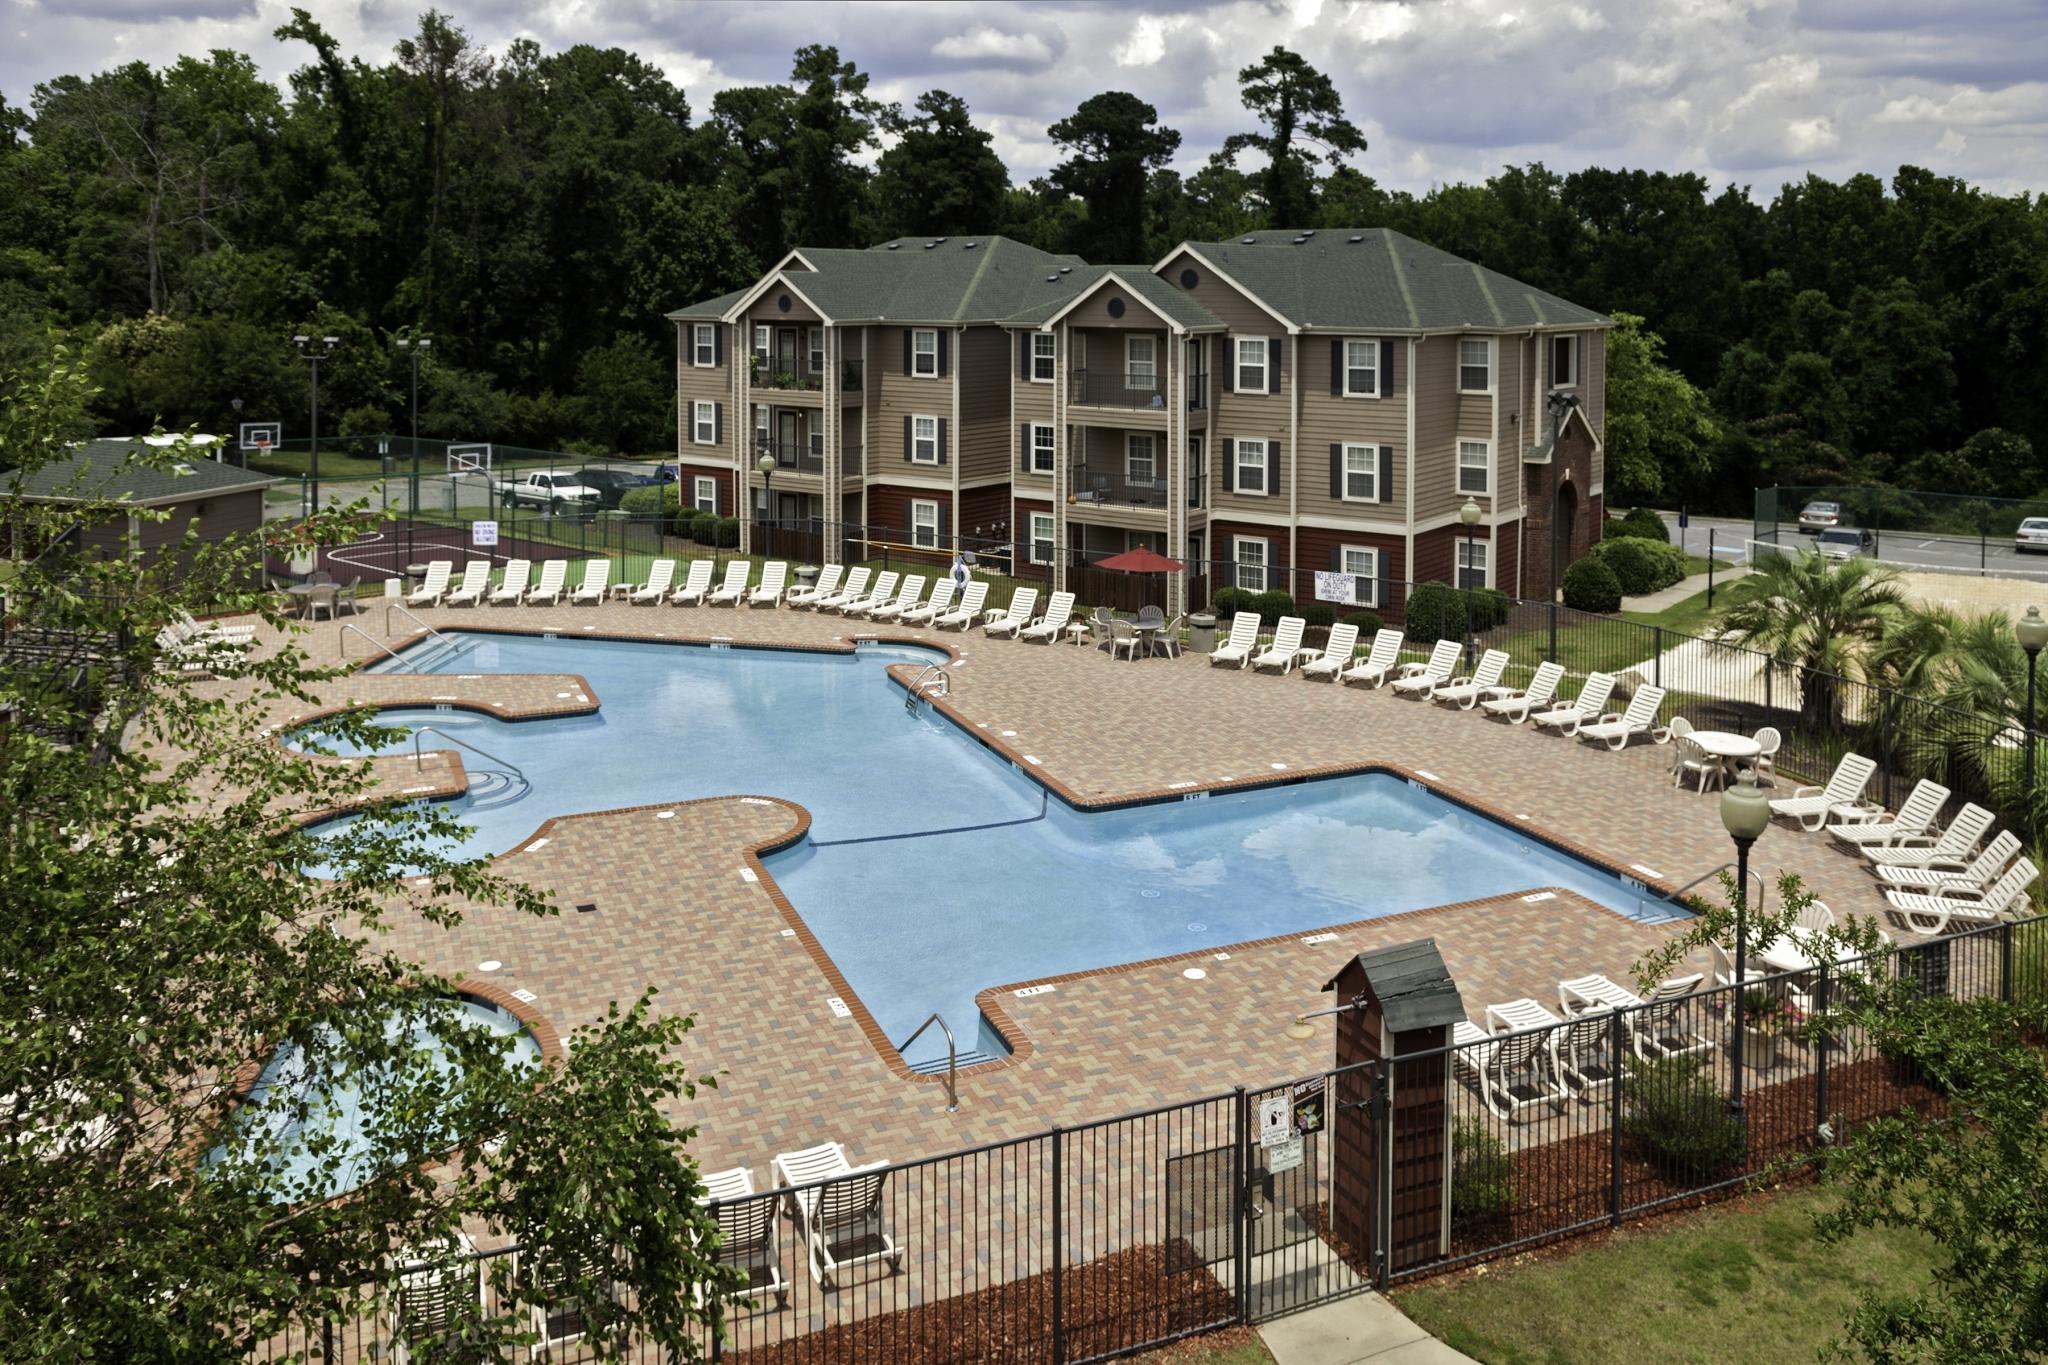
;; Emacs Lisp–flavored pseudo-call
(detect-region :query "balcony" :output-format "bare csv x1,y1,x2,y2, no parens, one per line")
840,358,864,395
1070,462,1170,509
755,438,823,475
844,436,863,477
1068,368,1167,411
752,363,823,393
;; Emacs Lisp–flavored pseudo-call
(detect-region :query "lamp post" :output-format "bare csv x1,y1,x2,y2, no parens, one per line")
2019,607,2048,809
1719,770,1772,1122
396,336,430,517
1544,391,1578,663
230,397,244,467
756,451,778,558
293,333,340,509
1459,496,1482,670
1283,995,1367,1041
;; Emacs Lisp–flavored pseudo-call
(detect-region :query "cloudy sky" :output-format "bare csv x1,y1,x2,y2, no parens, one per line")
5,0,2045,195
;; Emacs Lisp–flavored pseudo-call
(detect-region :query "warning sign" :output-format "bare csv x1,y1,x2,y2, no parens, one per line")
1258,1094,1291,1148
1291,1077,1326,1136
471,520,499,547
1266,1134,1305,1174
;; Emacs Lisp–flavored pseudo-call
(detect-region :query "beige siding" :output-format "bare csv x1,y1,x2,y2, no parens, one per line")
871,325,957,477
1013,332,1056,424
1584,330,1606,488
1296,335,1407,524
1411,335,1459,523
744,287,822,325
1492,336,1521,513
1154,251,1290,450
1062,287,1174,331
956,325,1011,483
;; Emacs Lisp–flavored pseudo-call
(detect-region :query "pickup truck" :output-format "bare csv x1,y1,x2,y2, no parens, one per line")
495,470,601,513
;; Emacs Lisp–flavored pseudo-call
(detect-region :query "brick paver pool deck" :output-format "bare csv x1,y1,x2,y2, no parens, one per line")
213,596,1910,1178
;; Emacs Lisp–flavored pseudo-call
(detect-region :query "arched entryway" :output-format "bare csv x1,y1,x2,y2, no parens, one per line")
1556,481,1578,560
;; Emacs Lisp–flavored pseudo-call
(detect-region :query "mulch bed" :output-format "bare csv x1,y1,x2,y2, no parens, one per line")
727,1244,1232,1364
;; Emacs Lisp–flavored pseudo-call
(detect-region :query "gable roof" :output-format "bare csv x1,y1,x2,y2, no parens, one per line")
1005,267,1224,331
666,287,750,322
10,439,282,506
670,236,1094,327
1173,229,1608,333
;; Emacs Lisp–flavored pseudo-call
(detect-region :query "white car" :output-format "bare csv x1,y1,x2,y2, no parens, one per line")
1816,527,1873,560
1798,501,1842,533
2017,518,2048,555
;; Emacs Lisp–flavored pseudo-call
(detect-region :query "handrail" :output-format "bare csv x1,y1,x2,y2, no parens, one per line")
895,1013,960,1112
410,724,526,786
336,624,407,666
1660,860,1768,917
384,602,448,643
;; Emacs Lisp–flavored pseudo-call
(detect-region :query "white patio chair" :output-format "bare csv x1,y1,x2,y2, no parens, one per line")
837,570,898,616
899,578,956,626
569,560,611,605
1673,734,1724,794
1110,618,1144,662
1827,779,1949,848
1208,611,1263,669
1885,856,2038,936
1430,648,1511,710
523,559,567,605
488,559,530,605
629,559,676,604
443,560,491,607
701,1167,787,1309
1389,638,1461,700
867,574,928,621
1019,590,1075,643
748,561,788,607
1338,628,1405,687
1479,660,1565,723
1752,726,1782,785
1864,803,1994,868
1530,671,1615,736
1251,615,1307,673
706,559,752,606
668,560,714,606
405,560,453,607
787,564,845,609
1575,684,1667,750
933,580,988,630
1769,753,1877,832
1555,1008,1624,1103
1628,974,1712,1061
1151,614,1185,659
1875,828,2020,893
1479,1007,1567,1122
813,567,872,613
1450,1019,1498,1094
386,1234,482,1365
1298,621,1360,681
983,587,1039,638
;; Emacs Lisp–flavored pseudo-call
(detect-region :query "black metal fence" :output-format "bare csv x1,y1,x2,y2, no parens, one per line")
247,916,2046,1362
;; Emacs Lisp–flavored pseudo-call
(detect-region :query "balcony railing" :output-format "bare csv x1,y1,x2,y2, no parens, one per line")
844,437,863,476
1068,368,1167,410
841,358,864,394
755,438,824,474
1069,462,1171,508
751,361,823,393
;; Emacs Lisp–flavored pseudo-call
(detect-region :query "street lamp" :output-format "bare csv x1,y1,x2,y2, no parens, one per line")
2019,606,2048,804
293,333,340,505
1281,994,1366,1041
396,336,431,516
230,397,244,468
1460,496,1482,669
1719,769,1772,1123
1544,391,1579,663
756,451,778,556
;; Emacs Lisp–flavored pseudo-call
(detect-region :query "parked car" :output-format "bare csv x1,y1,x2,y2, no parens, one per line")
1798,500,1843,533
2017,518,2048,555
494,470,601,514
573,467,659,510
1816,526,1874,560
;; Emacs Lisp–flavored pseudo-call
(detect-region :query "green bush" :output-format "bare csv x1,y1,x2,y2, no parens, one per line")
686,509,720,543
1253,590,1297,624
1341,610,1383,635
1299,603,1335,629
1609,507,1671,543
1622,1056,1746,1178
1449,1120,1515,1222
1403,582,1508,643
1470,586,1511,631
1588,536,1686,595
1212,586,1254,620
712,516,740,548
1562,556,1623,613
619,483,682,533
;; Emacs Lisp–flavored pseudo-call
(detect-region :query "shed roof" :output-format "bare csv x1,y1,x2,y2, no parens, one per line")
1323,938,1465,1033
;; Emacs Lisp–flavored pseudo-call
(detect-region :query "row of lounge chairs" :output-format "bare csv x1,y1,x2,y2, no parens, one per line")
1454,972,1711,1120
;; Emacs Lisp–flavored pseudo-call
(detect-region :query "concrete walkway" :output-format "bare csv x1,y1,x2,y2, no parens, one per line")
1258,1293,1480,1365
1620,564,1746,615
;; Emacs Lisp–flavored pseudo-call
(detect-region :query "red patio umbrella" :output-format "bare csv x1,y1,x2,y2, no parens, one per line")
1092,546,1185,573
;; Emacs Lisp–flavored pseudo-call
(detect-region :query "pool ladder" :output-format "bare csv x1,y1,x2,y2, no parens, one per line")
410,724,529,801
895,1013,960,1112
904,663,949,715
1655,861,1768,918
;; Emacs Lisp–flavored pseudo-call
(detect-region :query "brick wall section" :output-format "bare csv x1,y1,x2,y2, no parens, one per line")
672,463,734,517
1291,525,1406,615
1519,419,1599,598
1012,496,1055,581
958,482,1010,550
1498,518,1523,599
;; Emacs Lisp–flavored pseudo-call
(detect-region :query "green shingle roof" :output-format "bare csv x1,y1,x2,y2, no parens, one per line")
665,287,751,322
671,237,1101,325
1183,229,1608,331
11,440,281,505
999,266,1223,330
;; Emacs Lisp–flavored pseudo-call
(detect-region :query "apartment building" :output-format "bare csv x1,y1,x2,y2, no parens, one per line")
667,229,1609,617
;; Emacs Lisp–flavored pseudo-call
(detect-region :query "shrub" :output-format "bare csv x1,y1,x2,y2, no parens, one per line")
1449,1120,1515,1222
1588,536,1686,596
1299,603,1335,629
1609,506,1671,543
1211,586,1253,620
1341,610,1382,635
687,509,720,543
1470,586,1511,632
712,516,740,548
1404,582,1506,642
619,484,680,534
1622,1056,1746,1178
1253,590,1297,624
1562,556,1623,613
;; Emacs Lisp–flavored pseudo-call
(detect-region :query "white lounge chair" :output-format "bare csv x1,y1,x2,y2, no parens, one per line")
443,560,491,607
899,578,956,626
1480,660,1566,724
1885,857,2038,935
1575,684,1667,750
1208,612,1263,669
1019,591,1075,643
983,588,1039,638
668,560,714,606
1555,1008,1624,1102
1864,803,1995,868
386,1234,482,1365
405,560,452,607
701,1167,787,1309
1251,616,1307,673
866,574,927,621
933,580,988,630
1479,1002,1567,1122
1530,671,1615,736
1876,829,2021,893
1828,779,1949,848
521,1245,620,1360
748,561,788,607
1630,974,1711,1060
1450,1020,1499,1093
629,559,676,604
1769,753,1877,832
815,568,876,614
769,1142,902,1289
706,560,752,606
788,564,845,610
524,560,567,605
569,560,611,605
1299,622,1360,681
488,559,530,605
1338,628,1406,687
1389,639,1462,699
1431,648,1511,710
837,570,898,616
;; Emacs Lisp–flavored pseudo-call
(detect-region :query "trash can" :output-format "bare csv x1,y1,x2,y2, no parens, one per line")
794,564,820,590
1188,612,1218,653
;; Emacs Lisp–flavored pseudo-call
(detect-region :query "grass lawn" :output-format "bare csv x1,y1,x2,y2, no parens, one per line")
1133,1328,1274,1363
1392,1187,1938,1365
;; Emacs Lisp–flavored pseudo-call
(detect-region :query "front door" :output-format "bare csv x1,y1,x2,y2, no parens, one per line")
776,328,799,378
777,411,800,468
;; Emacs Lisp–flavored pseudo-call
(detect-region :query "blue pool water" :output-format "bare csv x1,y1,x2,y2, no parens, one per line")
209,995,542,1200
311,634,1682,1065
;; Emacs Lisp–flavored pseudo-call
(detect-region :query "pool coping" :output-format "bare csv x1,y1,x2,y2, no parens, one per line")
312,619,1694,1091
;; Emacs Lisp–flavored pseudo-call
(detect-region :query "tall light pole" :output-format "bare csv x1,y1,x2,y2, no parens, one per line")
2019,606,2048,811
1545,390,1579,663
1720,770,1772,1124
396,336,431,517
1460,496,1481,670
757,451,778,559
293,334,340,510
230,397,244,468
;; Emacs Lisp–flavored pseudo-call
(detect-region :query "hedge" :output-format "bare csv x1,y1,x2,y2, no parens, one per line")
1608,506,1671,543
1404,581,1510,644
1252,590,1297,624
1341,610,1383,635
1562,556,1623,613
1588,536,1686,596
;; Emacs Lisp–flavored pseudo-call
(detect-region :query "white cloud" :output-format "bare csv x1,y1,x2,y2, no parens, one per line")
931,26,1053,65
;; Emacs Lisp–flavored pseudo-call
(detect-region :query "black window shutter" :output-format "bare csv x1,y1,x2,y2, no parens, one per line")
1270,535,1286,594
939,500,949,545
1221,439,1235,492
903,415,913,463
1328,545,1342,572
1222,339,1235,393
1330,339,1343,397
1329,442,1343,499
1269,440,1283,499
1378,445,1393,504
713,403,723,445
938,332,950,378
714,327,725,366
1019,422,1030,472
1268,344,1282,395
937,417,949,464
903,330,913,375
1380,338,1395,397
1019,335,1030,379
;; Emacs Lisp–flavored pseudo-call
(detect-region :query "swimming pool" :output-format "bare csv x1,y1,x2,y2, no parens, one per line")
315,633,1683,1067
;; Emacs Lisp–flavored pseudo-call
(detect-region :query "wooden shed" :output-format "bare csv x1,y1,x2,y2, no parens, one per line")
9,439,279,572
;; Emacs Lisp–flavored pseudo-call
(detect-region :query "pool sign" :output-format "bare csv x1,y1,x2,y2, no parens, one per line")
1258,1094,1292,1148
1312,570,1366,605
1291,1077,1326,1136
1265,1134,1305,1175
471,520,499,547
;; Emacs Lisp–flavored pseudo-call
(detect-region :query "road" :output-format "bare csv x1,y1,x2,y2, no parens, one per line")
1657,510,2048,580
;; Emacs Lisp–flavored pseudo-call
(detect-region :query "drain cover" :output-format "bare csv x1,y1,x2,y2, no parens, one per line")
1140,888,1162,899
1187,921,1207,932
575,902,598,914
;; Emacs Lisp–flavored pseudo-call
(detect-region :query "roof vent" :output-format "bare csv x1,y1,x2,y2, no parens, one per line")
1292,236,1307,244
1348,234,1364,243
1045,274,1059,282
934,237,948,244
963,241,978,250
923,242,937,249
172,462,194,475
1302,229,1316,237
1059,266,1072,274
887,242,901,250
1241,236,1255,244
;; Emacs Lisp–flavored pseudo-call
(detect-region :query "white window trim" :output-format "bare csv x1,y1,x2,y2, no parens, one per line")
1028,512,1056,565
910,498,940,549
1458,337,1495,396
1031,333,1055,383
1342,337,1379,398
1457,538,1490,590
691,324,715,368
1126,432,1156,486
692,477,717,514
1126,334,1157,390
1232,535,1268,591
1340,545,1378,603
1550,333,1579,390
752,324,770,362
1235,336,1269,393
1234,437,1269,496
912,328,940,378
691,401,716,445
1030,423,1056,474
808,329,825,374
1457,438,1492,495
1340,441,1377,503
911,413,939,465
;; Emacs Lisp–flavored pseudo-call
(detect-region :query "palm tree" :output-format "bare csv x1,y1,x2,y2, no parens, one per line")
1871,605,2040,828
1713,550,1904,731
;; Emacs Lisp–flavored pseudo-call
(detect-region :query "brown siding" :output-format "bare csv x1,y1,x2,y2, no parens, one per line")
1155,250,1289,524
1206,518,1291,597
1584,331,1606,488
1013,331,1057,424
958,481,1009,550
745,285,822,325
956,325,1012,484
1062,284,1174,330
1291,523,1406,614
1012,496,1056,582
1498,518,1523,599
1492,335,1520,516
1298,334,1407,524
866,482,953,552
673,463,734,517
1411,336,1459,523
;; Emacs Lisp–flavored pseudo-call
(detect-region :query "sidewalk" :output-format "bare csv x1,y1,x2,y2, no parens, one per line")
1621,564,1746,614
1257,1293,1480,1365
